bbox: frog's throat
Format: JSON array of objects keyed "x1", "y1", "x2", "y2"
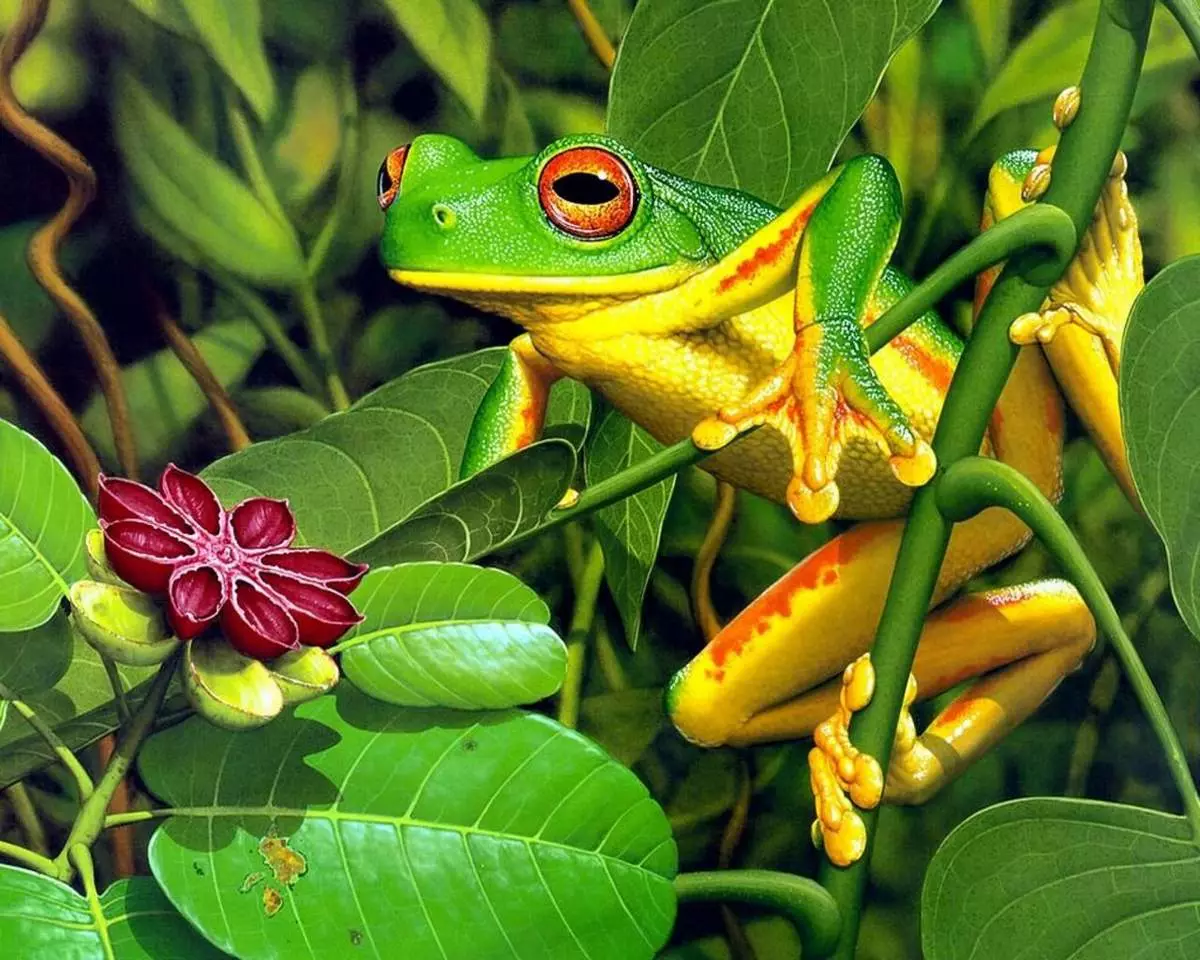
[{"x1": 388, "y1": 264, "x2": 701, "y2": 328}]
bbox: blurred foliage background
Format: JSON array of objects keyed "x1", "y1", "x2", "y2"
[{"x1": 0, "y1": 0, "x2": 1196, "y2": 956}]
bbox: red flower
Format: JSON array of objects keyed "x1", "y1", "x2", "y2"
[{"x1": 98, "y1": 465, "x2": 367, "y2": 660}]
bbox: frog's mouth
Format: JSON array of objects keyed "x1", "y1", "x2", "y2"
[{"x1": 388, "y1": 264, "x2": 700, "y2": 326}]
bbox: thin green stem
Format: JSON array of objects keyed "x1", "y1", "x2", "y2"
[
  {"x1": 674, "y1": 870, "x2": 841, "y2": 958},
  {"x1": 103, "y1": 809, "x2": 162, "y2": 829},
  {"x1": 227, "y1": 101, "x2": 290, "y2": 229},
  {"x1": 866, "y1": 204, "x2": 1076, "y2": 353},
  {"x1": 100, "y1": 655, "x2": 130, "y2": 726},
  {"x1": 71, "y1": 844, "x2": 115, "y2": 960},
  {"x1": 818, "y1": 4, "x2": 1152, "y2": 956},
  {"x1": 5, "y1": 781, "x2": 48, "y2": 855},
  {"x1": 0, "y1": 682, "x2": 94, "y2": 801},
  {"x1": 297, "y1": 280, "x2": 351, "y2": 411},
  {"x1": 557, "y1": 539, "x2": 605, "y2": 729},
  {"x1": 0, "y1": 837, "x2": 57, "y2": 875},
  {"x1": 53, "y1": 651, "x2": 180, "y2": 879},
  {"x1": 937, "y1": 457, "x2": 1200, "y2": 833},
  {"x1": 1161, "y1": 0, "x2": 1200, "y2": 61},
  {"x1": 307, "y1": 65, "x2": 360, "y2": 280}
]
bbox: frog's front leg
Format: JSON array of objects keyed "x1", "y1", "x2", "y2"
[
  {"x1": 692, "y1": 155, "x2": 935, "y2": 523},
  {"x1": 461, "y1": 334, "x2": 565, "y2": 478}
]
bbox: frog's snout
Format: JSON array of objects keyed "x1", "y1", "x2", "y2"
[{"x1": 430, "y1": 203, "x2": 458, "y2": 231}]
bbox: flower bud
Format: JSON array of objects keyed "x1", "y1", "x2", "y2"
[
  {"x1": 84, "y1": 528, "x2": 124, "y2": 586},
  {"x1": 69, "y1": 580, "x2": 179, "y2": 666},
  {"x1": 267, "y1": 647, "x2": 340, "y2": 706},
  {"x1": 183, "y1": 637, "x2": 283, "y2": 730}
]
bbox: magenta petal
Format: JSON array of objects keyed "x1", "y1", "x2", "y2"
[
  {"x1": 98, "y1": 475, "x2": 192, "y2": 533},
  {"x1": 259, "y1": 572, "x2": 363, "y2": 647},
  {"x1": 230, "y1": 498, "x2": 296, "y2": 551},
  {"x1": 260, "y1": 548, "x2": 368, "y2": 594},
  {"x1": 167, "y1": 565, "x2": 225, "y2": 639},
  {"x1": 221, "y1": 578, "x2": 299, "y2": 660},
  {"x1": 102, "y1": 520, "x2": 196, "y2": 593},
  {"x1": 159, "y1": 464, "x2": 222, "y2": 536}
]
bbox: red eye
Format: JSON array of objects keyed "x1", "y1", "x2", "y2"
[
  {"x1": 537, "y1": 146, "x2": 638, "y2": 240},
  {"x1": 377, "y1": 145, "x2": 410, "y2": 211}
]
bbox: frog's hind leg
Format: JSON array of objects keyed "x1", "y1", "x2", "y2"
[
  {"x1": 804, "y1": 579, "x2": 1095, "y2": 865},
  {"x1": 692, "y1": 154, "x2": 935, "y2": 525}
]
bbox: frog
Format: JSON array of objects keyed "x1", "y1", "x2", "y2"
[{"x1": 377, "y1": 97, "x2": 1142, "y2": 866}]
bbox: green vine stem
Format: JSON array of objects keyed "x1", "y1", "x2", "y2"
[
  {"x1": 0, "y1": 681, "x2": 94, "y2": 802},
  {"x1": 937, "y1": 457, "x2": 1200, "y2": 833},
  {"x1": 674, "y1": 870, "x2": 841, "y2": 958},
  {"x1": 51, "y1": 651, "x2": 181, "y2": 881},
  {"x1": 70, "y1": 844, "x2": 115, "y2": 959},
  {"x1": 296, "y1": 280, "x2": 352, "y2": 411},
  {"x1": 557, "y1": 539, "x2": 606, "y2": 729},
  {"x1": 0, "y1": 836, "x2": 57, "y2": 875},
  {"x1": 1162, "y1": 0, "x2": 1200, "y2": 60},
  {"x1": 817, "y1": 3, "x2": 1153, "y2": 956}
]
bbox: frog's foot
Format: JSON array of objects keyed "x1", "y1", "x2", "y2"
[
  {"x1": 809, "y1": 654, "x2": 885, "y2": 867},
  {"x1": 692, "y1": 318, "x2": 935, "y2": 524},
  {"x1": 1010, "y1": 302, "x2": 1121, "y2": 375}
]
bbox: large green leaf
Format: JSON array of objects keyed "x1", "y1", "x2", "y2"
[
  {"x1": 1120, "y1": 256, "x2": 1200, "y2": 640},
  {"x1": 81, "y1": 317, "x2": 265, "y2": 471},
  {"x1": 0, "y1": 619, "x2": 154, "y2": 791},
  {"x1": 349, "y1": 440, "x2": 575, "y2": 567},
  {"x1": 585, "y1": 409, "x2": 674, "y2": 650},
  {"x1": 114, "y1": 72, "x2": 304, "y2": 289},
  {"x1": 922, "y1": 797, "x2": 1200, "y2": 959},
  {"x1": 381, "y1": 0, "x2": 492, "y2": 120},
  {"x1": 0, "y1": 869, "x2": 223, "y2": 959},
  {"x1": 139, "y1": 687, "x2": 678, "y2": 960},
  {"x1": 203, "y1": 349, "x2": 588, "y2": 557},
  {"x1": 0, "y1": 419, "x2": 94, "y2": 631},
  {"x1": 176, "y1": 0, "x2": 276, "y2": 122},
  {"x1": 338, "y1": 562, "x2": 566, "y2": 709},
  {"x1": 966, "y1": 0, "x2": 1194, "y2": 139},
  {"x1": 606, "y1": 0, "x2": 940, "y2": 206}
]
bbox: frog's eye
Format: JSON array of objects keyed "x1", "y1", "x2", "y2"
[
  {"x1": 377, "y1": 145, "x2": 410, "y2": 211},
  {"x1": 538, "y1": 146, "x2": 638, "y2": 240}
]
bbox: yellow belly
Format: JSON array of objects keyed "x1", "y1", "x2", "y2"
[{"x1": 529, "y1": 293, "x2": 952, "y2": 520}]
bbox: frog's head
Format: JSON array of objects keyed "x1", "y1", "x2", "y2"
[{"x1": 379, "y1": 134, "x2": 776, "y2": 326}]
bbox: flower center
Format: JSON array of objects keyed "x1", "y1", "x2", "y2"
[{"x1": 217, "y1": 544, "x2": 237, "y2": 564}]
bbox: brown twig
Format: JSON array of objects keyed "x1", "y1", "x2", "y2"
[
  {"x1": 567, "y1": 0, "x2": 616, "y2": 70},
  {"x1": 0, "y1": 310, "x2": 100, "y2": 496},
  {"x1": 149, "y1": 288, "x2": 251, "y2": 452},
  {"x1": 0, "y1": 0, "x2": 138, "y2": 479}
]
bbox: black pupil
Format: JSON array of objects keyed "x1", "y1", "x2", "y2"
[
  {"x1": 553, "y1": 172, "x2": 620, "y2": 205},
  {"x1": 377, "y1": 159, "x2": 391, "y2": 198}
]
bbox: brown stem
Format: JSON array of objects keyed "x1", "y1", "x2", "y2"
[
  {"x1": 149, "y1": 287, "x2": 251, "y2": 452},
  {"x1": 0, "y1": 309, "x2": 100, "y2": 496},
  {"x1": 567, "y1": 0, "x2": 616, "y2": 70},
  {"x1": 0, "y1": 0, "x2": 138, "y2": 479}
]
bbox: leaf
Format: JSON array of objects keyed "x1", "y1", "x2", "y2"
[
  {"x1": 967, "y1": 0, "x2": 1194, "y2": 139},
  {"x1": 0, "y1": 868, "x2": 224, "y2": 959},
  {"x1": 350, "y1": 440, "x2": 575, "y2": 567},
  {"x1": 139, "y1": 687, "x2": 678, "y2": 960},
  {"x1": 0, "y1": 221, "x2": 93, "y2": 352},
  {"x1": 176, "y1": 0, "x2": 276, "y2": 122},
  {"x1": 0, "y1": 419, "x2": 93, "y2": 631},
  {"x1": 203, "y1": 349, "x2": 588, "y2": 557},
  {"x1": 338, "y1": 562, "x2": 566, "y2": 709},
  {"x1": 271, "y1": 65, "x2": 341, "y2": 206},
  {"x1": 579, "y1": 688, "x2": 665, "y2": 767},
  {"x1": 1120, "y1": 256, "x2": 1200, "y2": 641},
  {"x1": 381, "y1": 0, "x2": 492, "y2": 121},
  {"x1": 0, "y1": 620, "x2": 155, "y2": 790},
  {"x1": 123, "y1": 0, "x2": 194, "y2": 36},
  {"x1": 80, "y1": 317, "x2": 265, "y2": 471},
  {"x1": 921, "y1": 797, "x2": 1200, "y2": 959},
  {"x1": 606, "y1": 0, "x2": 940, "y2": 206},
  {"x1": 585, "y1": 409, "x2": 674, "y2": 650},
  {"x1": 114, "y1": 72, "x2": 305, "y2": 289},
  {"x1": 963, "y1": 0, "x2": 1010, "y2": 74}
]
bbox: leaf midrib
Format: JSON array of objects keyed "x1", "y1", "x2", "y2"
[{"x1": 331, "y1": 617, "x2": 547, "y2": 654}]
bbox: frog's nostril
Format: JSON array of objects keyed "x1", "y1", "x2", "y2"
[{"x1": 431, "y1": 204, "x2": 457, "y2": 230}]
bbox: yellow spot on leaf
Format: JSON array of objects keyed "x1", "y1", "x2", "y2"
[
  {"x1": 262, "y1": 885, "x2": 284, "y2": 918},
  {"x1": 240, "y1": 871, "x2": 264, "y2": 894},
  {"x1": 259, "y1": 825, "x2": 307, "y2": 886}
]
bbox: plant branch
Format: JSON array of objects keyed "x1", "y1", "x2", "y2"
[
  {"x1": 674, "y1": 870, "x2": 841, "y2": 958},
  {"x1": 0, "y1": 682, "x2": 94, "y2": 801},
  {"x1": 4, "y1": 782, "x2": 47, "y2": 856},
  {"x1": 70, "y1": 844, "x2": 115, "y2": 959},
  {"x1": 865, "y1": 204, "x2": 1077, "y2": 353},
  {"x1": 557, "y1": 539, "x2": 605, "y2": 728},
  {"x1": 0, "y1": 0, "x2": 138, "y2": 479},
  {"x1": 296, "y1": 280, "x2": 351, "y2": 411},
  {"x1": 567, "y1": 0, "x2": 617, "y2": 70},
  {"x1": 0, "y1": 837, "x2": 57, "y2": 875},
  {"x1": 149, "y1": 288, "x2": 251, "y2": 452},
  {"x1": 0, "y1": 309, "x2": 100, "y2": 495},
  {"x1": 1161, "y1": 0, "x2": 1200, "y2": 61},
  {"x1": 937, "y1": 457, "x2": 1200, "y2": 832},
  {"x1": 817, "y1": 3, "x2": 1153, "y2": 956}
]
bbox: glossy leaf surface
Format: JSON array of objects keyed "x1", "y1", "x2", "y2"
[
  {"x1": 0, "y1": 419, "x2": 93, "y2": 630},
  {"x1": 922, "y1": 797, "x2": 1200, "y2": 959},
  {"x1": 1120, "y1": 256, "x2": 1200, "y2": 640},
  {"x1": 607, "y1": 0, "x2": 939, "y2": 205},
  {"x1": 140, "y1": 688, "x2": 678, "y2": 960},
  {"x1": 176, "y1": 0, "x2": 276, "y2": 121},
  {"x1": 339, "y1": 562, "x2": 566, "y2": 708}
]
